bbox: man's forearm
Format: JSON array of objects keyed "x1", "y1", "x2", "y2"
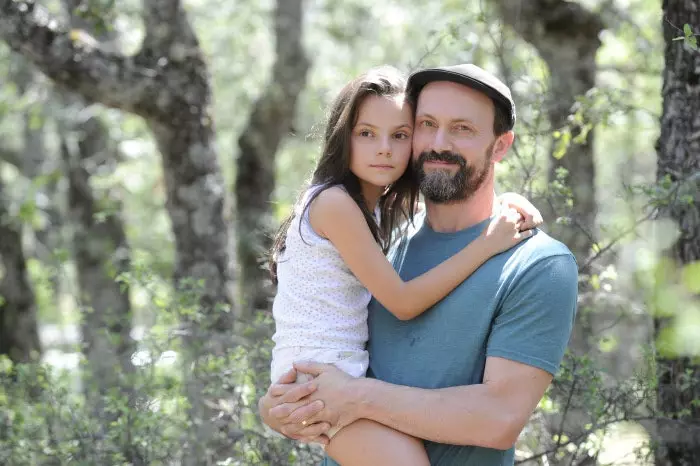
[{"x1": 353, "y1": 378, "x2": 519, "y2": 450}]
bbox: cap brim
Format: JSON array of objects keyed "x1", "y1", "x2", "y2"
[{"x1": 407, "y1": 69, "x2": 514, "y2": 129}]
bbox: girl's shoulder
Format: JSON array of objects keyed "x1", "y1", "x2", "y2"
[{"x1": 308, "y1": 184, "x2": 358, "y2": 216}]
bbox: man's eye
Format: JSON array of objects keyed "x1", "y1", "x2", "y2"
[{"x1": 420, "y1": 121, "x2": 435, "y2": 128}]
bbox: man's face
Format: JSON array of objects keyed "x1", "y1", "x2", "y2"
[{"x1": 411, "y1": 81, "x2": 508, "y2": 203}]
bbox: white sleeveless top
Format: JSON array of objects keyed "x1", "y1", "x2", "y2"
[{"x1": 271, "y1": 185, "x2": 371, "y2": 352}]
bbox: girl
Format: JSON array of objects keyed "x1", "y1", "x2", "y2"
[{"x1": 268, "y1": 66, "x2": 540, "y2": 465}]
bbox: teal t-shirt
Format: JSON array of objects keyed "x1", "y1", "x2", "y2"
[{"x1": 322, "y1": 216, "x2": 578, "y2": 466}]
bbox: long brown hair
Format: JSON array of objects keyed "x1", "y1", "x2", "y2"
[{"x1": 269, "y1": 66, "x2": 418, "y2": 284}]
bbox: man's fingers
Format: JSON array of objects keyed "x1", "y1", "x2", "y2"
[
  {"x1": 297, "y1": 407, "x2": 333, "y2": 429},
  {"x1": 268, "y1": 383, "x2": 291, "y2": 398},
  {"x1": 274, "y1": 368, "x2": 298, "y2": 385},
  {"x1": 266, "y1": 369, "x2": 299, "y2": 398},
  {"x1": 281, "y1": 423, "x2": 332, "y2": 443},
  {"x1": 309, "y1": 434, "x2": 331, "y2": 446},
  {"x1": 269, "y1": 399, "x2": 314, "y2": 421},
  {"x1": 269, "y1": 398, "x2": 323, "y2": 424},
  {"x1": 287, "y1": 400, "x2": 325, "y2": 425},
  {"x1": 269, "y1": 379, "x2": 316, "y2": 402},
  {"x1": 282, "y1": 380, "x2": 317, "y2": 403}
]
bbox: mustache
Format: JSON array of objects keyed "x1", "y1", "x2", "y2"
[{"x1": 416, "y1": 150, "x2": 466, "y2": 167}]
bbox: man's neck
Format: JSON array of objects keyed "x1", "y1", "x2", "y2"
[{"x1": 424, "y1": 181, "x2": 495, "y2": 233}]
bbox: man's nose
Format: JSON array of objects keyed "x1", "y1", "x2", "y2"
[{"x1": 430, "y1": 129, "x2": 451, "y2": 153}]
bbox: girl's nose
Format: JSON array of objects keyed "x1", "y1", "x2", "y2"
[{"x1": 378, "y1": 138, "x2": 392, "y2": 157}]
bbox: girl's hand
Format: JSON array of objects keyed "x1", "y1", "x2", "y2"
[
  {"x1": 497, "y1": 192, "x2": 543, "y2": 231},
  {"x1": 480, "y1": 207, "x2": 534, "y2": 255}
]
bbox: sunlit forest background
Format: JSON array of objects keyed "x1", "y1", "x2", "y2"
[{"x1": 0, "y1": 0, "x2": 698, "y2": 465}]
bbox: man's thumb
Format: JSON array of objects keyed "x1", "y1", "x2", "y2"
[{"x1": 275, "y1": 367, "x2": 298, "y2": 384}]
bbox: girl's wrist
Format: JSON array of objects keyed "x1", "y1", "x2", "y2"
[{"x1": 474, "y1": 235, "x2": 496, "y2": 259}]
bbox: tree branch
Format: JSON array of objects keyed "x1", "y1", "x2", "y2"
[
  {"x1": 0, "y1": 0, "x2": 187, "y2": 123},
  {"x1": 234, "y1": 0, "x2": 310, "y2": 316}
]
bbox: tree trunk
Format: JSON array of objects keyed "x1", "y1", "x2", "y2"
[
  {"x1": 0, "y1": 1, "x2": 238, "y2": 461},
  {"x1": 58, "y1": 0, "x2": 135, "y2": 412},
  {"x1": 0, "y1": 57, "x2": 45, "y2": 366},
  {"x1": 493, "y1": 0, "x2": 603, "y2": 263},
  {"x1": 60, "y1": 119, "x2": 135, "y2": 392},
  {"x1": 235, "y1": 0, "x2": 310, "y2": 318},
  {"x1": 654, "y1": 1, "x2": 700, "y2": 464},
  {"x1": 6, "y1": 55, "x2": 65, "y2": 294},
  {"x1": 0, "y1": 179, "x2": 41, "y2": 363}
]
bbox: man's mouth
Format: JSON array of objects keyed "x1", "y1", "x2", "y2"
[{"x1": 423, "y1": 160, "x2": 457, "y2": 166}]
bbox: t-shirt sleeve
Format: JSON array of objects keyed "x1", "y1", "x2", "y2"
[{"x1": 486, "y1": 253, "x2": 578, "y2": 375}]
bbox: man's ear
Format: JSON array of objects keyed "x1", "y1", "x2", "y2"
[{"x1": 492, "y1": 131, "x2": 515, "y2": 163}]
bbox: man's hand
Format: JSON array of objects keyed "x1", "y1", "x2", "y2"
[
  {"x1": 497, "y1": 192, "x2": 544, "y2": 230},
  {"x1": 257, "y1": 368, "x2": 331, "y2": 444},
  {"x1": 293, "y1": 361, "x2": 363, "y2": 432}
]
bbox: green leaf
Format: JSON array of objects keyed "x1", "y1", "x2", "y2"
[
  {"x1": 682, "y1": 261, "x2": 700, "y2": 293},
  {"x1": 688, "y1": 36, "x2": 698, "y2": 50},
  {"x1": 18, "y1": 200, "x2": 37, "y2": 223},
  {"x1": 553, "y1": 130, "x2": 571, "y2": 159},
  {"x1": 684, "y1": 23, "x2": 692, "y2": 37},
  {"x1": 599, "y1": 336, "x2": 618, "y2": 353}
]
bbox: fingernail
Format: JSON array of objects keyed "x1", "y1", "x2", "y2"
[{"x1": 314, "y1": 400, "x2": 324, "y2": 409}]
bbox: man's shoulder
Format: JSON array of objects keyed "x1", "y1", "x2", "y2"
[
  {"x1": 500, "y1": 229, "x2": 578, "y2": 290},
  {"x1": 512, "y1": 228, "x2": 576, "y2": 267}
]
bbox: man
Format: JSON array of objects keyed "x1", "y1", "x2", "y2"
[{"x1": 259, "y1": 63, "x2": 578, "y2": 465}]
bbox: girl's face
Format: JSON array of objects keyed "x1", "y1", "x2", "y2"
[{"x1": 349, "y1": 94, "x2": 413, "y2": 194}]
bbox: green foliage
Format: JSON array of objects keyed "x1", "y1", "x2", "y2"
[
  {"x1": 0, "y1": 270, "x2": 322, "y2": 465},
  {"x1": 673, "y1": 23, "x2": 698, "y2": 51}
]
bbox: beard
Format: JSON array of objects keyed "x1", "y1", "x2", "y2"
[{"x1": 413, "y1": 142, "x2": 493, "y2": 203}]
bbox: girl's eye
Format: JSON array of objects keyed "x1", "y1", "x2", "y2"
[
  {"x1": 420, "y1": 120, "x2": 435, "y2": 128},
  {"x1": 455, "y1": 124, "x2": 472, "y2": 132},
  {"x1": 359, "y1": 130, "x2": 373, "y2": 137},
  {"x1": 394, "y1": 132, "x2": 410, "y2": 140}
]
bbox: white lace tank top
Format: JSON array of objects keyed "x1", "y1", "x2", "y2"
[{"x1": 271, "y1": 185, "x2": 371, "y2": 352}]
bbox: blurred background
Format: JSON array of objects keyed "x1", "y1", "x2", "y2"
[{"x1": 0, "y1": 0, "x2": 698, "y2": 464}]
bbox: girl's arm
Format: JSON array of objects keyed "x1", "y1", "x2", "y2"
[{"x1": 309, "y1": 187, "x2": 531, "y2": 321}]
